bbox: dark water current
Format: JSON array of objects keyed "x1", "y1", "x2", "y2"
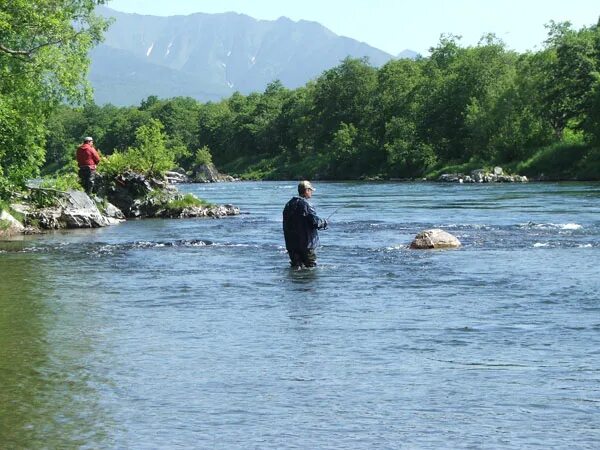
[{"x1": 1, "y1": 181, "x2": 599, "y2": 449}]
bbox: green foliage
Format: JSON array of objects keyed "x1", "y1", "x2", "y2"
[
  {"x1": 194, "y1": 146, "x2": 213, "y2": 166},
  {"x1": 166, "y1": 194, "x2": 212, "y2": 209},
  {"x1": 39, "y1": 19, "x2": 600, "y2": 182},
  {"x1": 384, "y1": 117, "x2": 437, "y2": 177},
  {"x1": 39, "y1": 172, "x2": 82, "y2": 192},
  {"x1": 99, "y1": 119, "x2": 176, "y2": 178},
  {"x1": 515, "y1": 142, "x2": 596, "y2": 180},
  {"x1": 0, "y1": 1, "x2": 110, "y2": 194},
  {"x1": 98, "y1": 150, "x2": 138, "y2": 178},
  {"x1": 132, "y1": 119, "x2": 174, "y2": 175},
  {"x1": 28, "y1": 189, "x2": 62, "y2": 209}
]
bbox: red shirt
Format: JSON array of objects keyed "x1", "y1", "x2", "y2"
[{"x1": 76, "y1": 143, "x2": 100, "y2": 169}]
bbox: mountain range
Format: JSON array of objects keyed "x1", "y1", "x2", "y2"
[{"x1": 91, "y1": 7, "x2": 414, "y2": 106}]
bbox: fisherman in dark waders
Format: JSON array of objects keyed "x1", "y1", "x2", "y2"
[{"x1": 283, "y1": 181, "x2": 328, "y2": 268}]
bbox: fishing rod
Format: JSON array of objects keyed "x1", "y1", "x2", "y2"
[{"x1": 326, "y1": 203, "x2": 349, "y2": 221}]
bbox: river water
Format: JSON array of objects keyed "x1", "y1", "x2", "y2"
[{"x1": 1, "y1": 181, "x2": 599, "y2": 449}]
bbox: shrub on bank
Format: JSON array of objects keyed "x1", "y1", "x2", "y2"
[{"x1": 516, "y1": 143, "x2": 597, "y2": 180}]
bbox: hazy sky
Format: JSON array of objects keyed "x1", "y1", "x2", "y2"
[{"x1": 107, "y1": 0, "x2": 599, "y2": 55}]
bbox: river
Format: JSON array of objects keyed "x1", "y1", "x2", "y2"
[{"x1": 1, "y1": 181, "x2": 599, "y2": 448}]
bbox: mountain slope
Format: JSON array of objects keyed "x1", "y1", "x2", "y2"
[{"x1": 91, "y1": 7, "x2": 394, "y2": 105}]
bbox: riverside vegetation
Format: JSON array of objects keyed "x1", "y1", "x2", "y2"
[{"x1": 1, "y1": 3, "x2": 600, "y2": 210}]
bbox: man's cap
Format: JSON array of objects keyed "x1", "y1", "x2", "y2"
[
  {"x1": 298, "y1": 180, "x2": 315, "y2": 192},
  {"x1": 84, "y1": 136, "x2": 93, "y2": 142}
]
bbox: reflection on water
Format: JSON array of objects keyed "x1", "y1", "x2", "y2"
[{"x1": 0, "y1": 254, "x2": 112, "y2": 448}]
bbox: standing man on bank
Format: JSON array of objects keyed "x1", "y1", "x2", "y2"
[
  {"x1": 283, "y1": 180, "x2": 328, "y2": 268},
  {"x1": 76, "y1": 136, "x2": 100, "y2": 195}
]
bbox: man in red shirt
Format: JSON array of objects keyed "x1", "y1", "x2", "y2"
[{"x1": 76, "y1": 137, "x2": 100, "y2": 195}]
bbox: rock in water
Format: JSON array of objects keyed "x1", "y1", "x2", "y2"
[
  {"x1": 410, "y1": 229, "x2": 461, "y2": 249},
  {"x1": 193, "y1": 163, "x2": 235, "y2": 183}
]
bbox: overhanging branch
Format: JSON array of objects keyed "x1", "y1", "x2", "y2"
[
  {"x1": 0, "y1": 30, "x2": 87, "y2": 60},
  {"x1": 0, "y1": 43, "x2": 32, "y2": 58}
]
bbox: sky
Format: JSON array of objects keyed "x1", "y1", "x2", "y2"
[{"x1": 107, "y1": 0, "x2": 599, "y2": 56}]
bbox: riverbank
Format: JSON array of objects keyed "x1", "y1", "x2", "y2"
[
  {"x1": 0, "y1": 171, "x2": 240, "y2": 239},
  {"x1": 218, "y1": 142, "x2": 600, "y2": 182}
]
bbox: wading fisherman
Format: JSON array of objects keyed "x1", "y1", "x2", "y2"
[
  {"x1": 283, "y1": 180, "x2": 328, "y2": 268},
  {"x1": 76, "y1": 137, "x2": 101, "y2": 195}
]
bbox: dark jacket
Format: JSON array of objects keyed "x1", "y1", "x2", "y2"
[
  {"x1": 76, "y1": 143, "x2": 100, "y2": 169},
  {"x1": 283, "y1": 196, "x2": 326, "y2": 250}
]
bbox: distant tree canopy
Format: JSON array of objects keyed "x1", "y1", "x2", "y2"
[
  {"x1": 0, "y1": 0, "x2": 109, "y2": 197},
  {"x1": 3, "y1": 14, "x2": 600, "y2": 197}
]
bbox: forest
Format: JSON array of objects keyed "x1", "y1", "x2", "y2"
[{"x1": 1, "y1": 2, "x2": 600, "y2": 201}]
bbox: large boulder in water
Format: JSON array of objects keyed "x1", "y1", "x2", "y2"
[
  {"x1": 410, "y1": 229, "x2": 461, "y2": 249},
  {"x1": 192, "y1": 163, "x2": 235, "y2": 183}
]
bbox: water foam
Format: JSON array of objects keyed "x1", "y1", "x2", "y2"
[{"x1": 520, "y1": 222, "x2": 583, "y2": 230}]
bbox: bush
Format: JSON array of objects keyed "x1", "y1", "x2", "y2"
[
  {"x1": 194, "y1": 146, "x2": 213, "y2": 166},
  {"x1": 39, "y1": 172, "x2": 82, "y2": 191},
  {"x1": 167, "y1": 193, "x2": 212, "y2": 209},
  {"x1": 98, "y1": 150, "x2": 140, "y2": 178},
  {"x1": 98, "y1": 119, "x2": 176, "y2": 178}
]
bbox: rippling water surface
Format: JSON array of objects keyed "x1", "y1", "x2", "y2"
[{"x1": 1, "y1": 181, "x2": 599, "y2": 448}]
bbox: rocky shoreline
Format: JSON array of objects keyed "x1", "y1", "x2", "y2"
[
  {"x1": 165, "y1": 163, "x2": 238, "y2": 184},
  {"x1": 437, "y1": 166, "x2": 528, "y2": 183},
  {"x1": 0, "y1": 170, "x2": 240, "y2": 238}
]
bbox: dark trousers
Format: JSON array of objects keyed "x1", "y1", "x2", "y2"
[
  {"x1": 78, "y1": 166, "x2": 96, "y2": 195},
  {"x1": 288, "y1": 248, "x2": 317, "y2": 268}
]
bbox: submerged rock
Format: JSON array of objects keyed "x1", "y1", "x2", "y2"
[{"x1": 410, "y1": 229, "x2": 462, "y2": 249}]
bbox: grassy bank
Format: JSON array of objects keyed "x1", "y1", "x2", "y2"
[
  {"x1": 513, "y1": 143, "x2": 600, "y2": 181},
  {"x1": 221, "y1": 143, "x2": 600, "y2": 182}
]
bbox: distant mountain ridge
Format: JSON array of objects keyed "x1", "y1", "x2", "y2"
[{"x1": 91, "y1": 7, "x2": 400, "y2": 105}]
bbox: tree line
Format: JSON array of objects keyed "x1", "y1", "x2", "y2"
[{"x1": 2, "y1": 4, "x2": 600, "y2": 200}]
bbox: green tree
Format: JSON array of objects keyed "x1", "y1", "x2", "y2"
[
  {"x1": 310, "y1": 57, "x2": 378, "y2": 149},
  {"x1": 100, "y1": 119, "x2": 175, "y2": 177},
  {"x1": 328, "y1": 122, "x2": 358, "y2": 177},
  {"x1": 197, "y1": 101, "x2": 234, "y2": 165},
  {"x1": 419, "y1": 34, "x2": 518, "y2": 163},
  {"x1": 375, "y1": 58, "x2": 425, "y2": 173},
  {"x1": 44, "y1": 105, "x2": 86, "y2": 173},
  {"x1": 101, "y1": 107, "x2": 152, "y2": 153},
  {"x1": 0, "y1": 0, "x2": 109, "y2": 197},
  {"x1": 535, "y1": 21, "x2": 599, "y2": 139},
  {"x1": 147, "y1": 97, "x2": 201, "y2": 152},
  {"x1": 131, "y1": 119, "x2": 174, "y2": 175},
  {"x1": 384, "y1": 117, "x2": 436, "y2": 177}
]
